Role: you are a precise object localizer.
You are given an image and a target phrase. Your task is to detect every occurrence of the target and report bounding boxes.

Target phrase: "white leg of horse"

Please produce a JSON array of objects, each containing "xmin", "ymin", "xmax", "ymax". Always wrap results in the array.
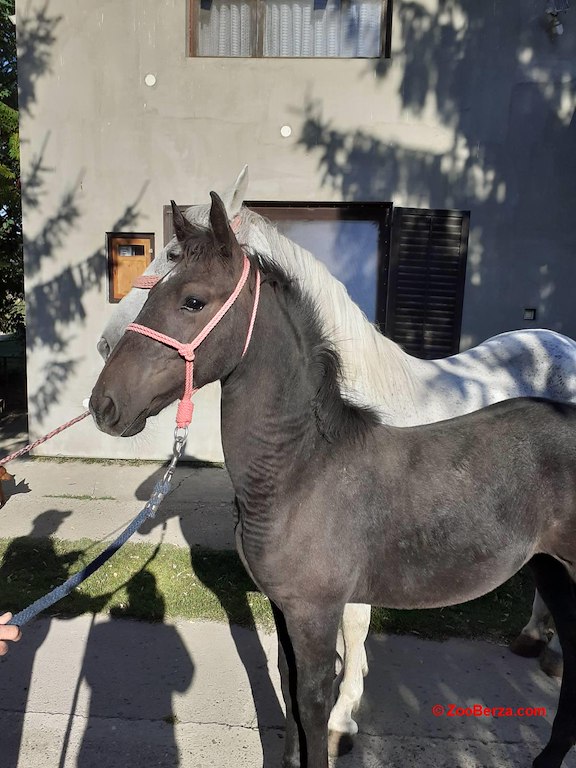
[
  {"xmin": 541, "ymin": 630, "xmax": 564, "ymax": 678},
  {"xmin": 327, "ymin": 602, "xmax": 371, "ymax": 756},
  {"xmin": 510, "ymin": 590, "xmax": 550, "ymax": 657}
]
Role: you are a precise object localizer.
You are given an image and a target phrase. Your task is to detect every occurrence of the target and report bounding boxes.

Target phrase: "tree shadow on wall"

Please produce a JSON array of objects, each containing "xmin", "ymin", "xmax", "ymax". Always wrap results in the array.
[
  {"xmin": 15, "ymin": 1, "xmax": 150, "ymax": 423},
  {"xmin": 22, "ymin": 141, "xmax": 147, "ymax": 423},
  {"xmin": 295, "ymin": 0, "xmax": 575, "ymax": 346},
  {"xmin": 16, "ymin": 0, "xmax": 63, "ymax": 117}
]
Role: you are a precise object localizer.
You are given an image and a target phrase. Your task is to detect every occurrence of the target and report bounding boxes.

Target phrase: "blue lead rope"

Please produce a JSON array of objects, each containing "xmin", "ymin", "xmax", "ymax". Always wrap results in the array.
[
  {"xmin": 7, "ymin": 479, "xmax": 172, "ymax": 627},
  {"xmin": 6, "ymin": 426, "xmax": 189, "ymax": 629}
]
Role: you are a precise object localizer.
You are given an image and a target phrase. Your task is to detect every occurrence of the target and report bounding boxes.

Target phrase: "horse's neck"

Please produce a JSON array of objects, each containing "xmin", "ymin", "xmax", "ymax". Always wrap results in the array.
[
  {"xmin": 220, "ymin": 285, "xmax": 327, "ymax": 511},
  {"xmin": 239, "ymin": 208, "xmax": 423, "ymax": 421}
]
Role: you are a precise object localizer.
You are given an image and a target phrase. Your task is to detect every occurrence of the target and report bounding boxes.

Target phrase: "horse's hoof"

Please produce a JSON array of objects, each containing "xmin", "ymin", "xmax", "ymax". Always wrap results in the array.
[
  {"xmin": 328, "ymin": 730, "xmax": 355, "ymax": 757},
  {"xmin": 540, "ymin": 646, "xmax": 563, "ymax": 679},
  {"xmin": 509, "ymin": 633, "xmax": 546, "ymax": 658}
]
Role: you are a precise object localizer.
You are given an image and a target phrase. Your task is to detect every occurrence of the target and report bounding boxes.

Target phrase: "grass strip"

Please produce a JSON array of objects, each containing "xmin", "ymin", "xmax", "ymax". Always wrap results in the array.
[{"xmin": 0, "ymin": 537, "xmax": 535, "ymax": 642}]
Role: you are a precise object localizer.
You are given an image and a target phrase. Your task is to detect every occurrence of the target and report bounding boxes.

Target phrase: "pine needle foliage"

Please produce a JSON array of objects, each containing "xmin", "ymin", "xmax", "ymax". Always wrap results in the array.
[{"xmin": 0, "ymin": 0, "xmax": 23, "ymax": 333}]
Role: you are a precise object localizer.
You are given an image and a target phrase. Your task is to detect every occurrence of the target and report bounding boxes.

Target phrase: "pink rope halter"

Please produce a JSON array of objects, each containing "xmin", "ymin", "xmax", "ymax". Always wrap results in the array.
[{"xmin": 126, "ymin": 253, "xmax": 260, "ymax": 429}]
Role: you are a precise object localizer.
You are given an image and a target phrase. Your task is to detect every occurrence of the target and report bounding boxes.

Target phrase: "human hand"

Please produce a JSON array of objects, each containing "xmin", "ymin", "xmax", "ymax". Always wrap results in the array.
[{"xmin": 0, "ymin": 612, "xmax": 22, "ymax": 655}]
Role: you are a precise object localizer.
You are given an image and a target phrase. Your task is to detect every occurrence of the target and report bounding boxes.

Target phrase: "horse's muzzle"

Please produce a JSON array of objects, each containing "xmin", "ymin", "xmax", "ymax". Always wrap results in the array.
[
  {"xmin": 89, "ymin": 393, "xmax": 121, "ymax": 435},
  {"xmin": 89, "ymin": 392, "xmax": 146, "ymax": 437}
]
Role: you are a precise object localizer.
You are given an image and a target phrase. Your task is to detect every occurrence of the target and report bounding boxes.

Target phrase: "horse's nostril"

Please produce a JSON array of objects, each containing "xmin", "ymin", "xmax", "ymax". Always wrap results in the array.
[
  {"xmin": 91, "ymin": 394, "xmax": 119, "ymax": 428},
  {"xmin": 97, "ymin": 337, "xmax": 111, "ymax": 361}
]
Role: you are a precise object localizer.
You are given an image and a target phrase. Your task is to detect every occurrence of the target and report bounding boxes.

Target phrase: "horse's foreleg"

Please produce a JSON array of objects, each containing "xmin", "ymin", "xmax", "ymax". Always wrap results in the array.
[
  {"xmin": 327, "ymin": 602, "xmax": 371, "ymax": 756},
  {"xmin": 510, "ymin": 589, "xmax": 550, "ymax": 657},
  {"xmin": 284, "ymin": 602, "xmax": 343, "ymax": 768},
  {"xmin": 529, "ymin": 555, "xmax": 576, "ymax": 768},
  {"xmin": 271, "ymin": 602, "xmax": 301, "ymax": 768}
]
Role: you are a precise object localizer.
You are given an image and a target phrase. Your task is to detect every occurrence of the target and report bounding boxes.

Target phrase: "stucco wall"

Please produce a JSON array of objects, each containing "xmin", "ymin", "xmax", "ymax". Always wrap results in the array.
[{"xmin": 16, "ymin": 0, "xmax": 576, "ymax": 460}]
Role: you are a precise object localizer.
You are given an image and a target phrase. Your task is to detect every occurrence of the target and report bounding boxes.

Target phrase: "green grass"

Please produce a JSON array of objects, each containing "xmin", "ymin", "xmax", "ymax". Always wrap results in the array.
[
  {"xmin": 0, "ymin": 537, "xmax": 272, "ymax": 627},
  {"xmin": 0, "ymin": 536, "xmax": 535, "ymax": 642}
]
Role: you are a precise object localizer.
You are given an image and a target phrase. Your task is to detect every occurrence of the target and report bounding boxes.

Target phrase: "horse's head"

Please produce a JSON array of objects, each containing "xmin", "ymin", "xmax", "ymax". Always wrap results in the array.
[
  {"xmin": 97, "ymin": 166, "xmax": 249, "ymax": 361},
  {"xmin": 90, "ymin": 192, "xmax": 258, "ymax": 437}
]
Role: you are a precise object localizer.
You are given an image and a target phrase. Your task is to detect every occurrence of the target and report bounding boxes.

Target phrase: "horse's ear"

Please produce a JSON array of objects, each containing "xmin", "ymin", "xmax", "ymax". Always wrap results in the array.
[
  {"xmin": 209, "ymin": 191, "xmax": 239, "ymax": 257},
  {"xmin": 171, "ymin": 200, "xmax": 192, "ymax": 242},
  {"xmin": 220, "ymin": 165, "xmax": 248, "ymax": 218}
]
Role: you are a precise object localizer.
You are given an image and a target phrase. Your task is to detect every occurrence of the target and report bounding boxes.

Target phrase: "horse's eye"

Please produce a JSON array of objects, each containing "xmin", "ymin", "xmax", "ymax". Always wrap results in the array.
[{"xmin": 182, "ymin": 296, "xmax": 205, "ymax": 312}]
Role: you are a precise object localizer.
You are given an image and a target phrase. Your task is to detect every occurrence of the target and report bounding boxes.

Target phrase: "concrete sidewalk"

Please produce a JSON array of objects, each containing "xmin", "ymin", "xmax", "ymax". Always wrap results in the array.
[
  {"xmin": 1, "ymin": 615, "xmax": 573, "ymax": 768},
  {"xmin": 0, "ymin": 457, "xmax": 237, "ymax": 549},
  {"xmin": 0, "ymin": 432, "xmax": 575, "ymax": 767},
  {"xmin": 0, "ymin": 410, "xmax": 237, "ymax": 548}
]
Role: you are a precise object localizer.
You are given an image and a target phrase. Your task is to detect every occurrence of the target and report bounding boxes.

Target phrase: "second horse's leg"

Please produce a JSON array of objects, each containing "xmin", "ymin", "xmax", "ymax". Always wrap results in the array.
[
  {"xmin": 328, "ymin": 603, "xmax": 371, "ymax": 756},
  {"xmin": 541, "ymin": 632, "xmax": 564, "ymax": 679},
  {"xmin": 510, "ymin": 589, "xmax": 550, "ymax": 658}
]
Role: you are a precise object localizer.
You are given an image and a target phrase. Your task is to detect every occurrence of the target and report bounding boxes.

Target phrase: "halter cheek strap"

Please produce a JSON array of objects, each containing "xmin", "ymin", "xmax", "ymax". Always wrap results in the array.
[{"xmin": 126, "ymin": 253, "xmax": 260, "ymax": 429}]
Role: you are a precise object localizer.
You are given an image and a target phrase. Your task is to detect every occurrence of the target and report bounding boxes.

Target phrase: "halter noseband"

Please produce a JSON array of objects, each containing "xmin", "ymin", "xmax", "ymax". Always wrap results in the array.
[{"xmin": 126, "ymin": 253, "xmax": 260, "ymax": 429}]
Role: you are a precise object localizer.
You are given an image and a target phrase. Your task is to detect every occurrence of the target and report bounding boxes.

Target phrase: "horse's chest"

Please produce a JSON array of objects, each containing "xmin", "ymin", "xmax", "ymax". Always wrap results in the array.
[
  {"xmin": 234, "ymin": 517, "xmax": 268, "ymax": 594},
  {"xmin": 234, "ymin": 497, "xmax": 332, "ymax": 603}
]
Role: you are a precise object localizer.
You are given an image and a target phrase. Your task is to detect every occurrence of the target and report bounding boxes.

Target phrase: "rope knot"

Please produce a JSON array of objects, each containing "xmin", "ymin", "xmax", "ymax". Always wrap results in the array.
[
  {"xmin": 176, "ymin": 399, "xmax": 194, "ymax": 428},
  {"xmin": 179, "ymin": 344, "xmax": 196, "ymax": 362}
]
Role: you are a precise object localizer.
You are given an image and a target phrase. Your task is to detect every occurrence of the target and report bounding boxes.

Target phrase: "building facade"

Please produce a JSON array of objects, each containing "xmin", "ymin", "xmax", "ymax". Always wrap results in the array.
[{"xmin": 16, "ymin": 0, "xmax": 576, "ymax": 461}]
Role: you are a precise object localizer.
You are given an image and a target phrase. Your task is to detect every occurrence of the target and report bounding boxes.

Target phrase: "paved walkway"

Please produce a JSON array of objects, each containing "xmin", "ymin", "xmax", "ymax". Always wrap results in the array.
[
  {"xmin": 0, "ymin": 420, "xmax": 574, "ymax": 767},
  {"xmin": 1, "ymin": 614, "xmax": 572, "ymax": 768}
]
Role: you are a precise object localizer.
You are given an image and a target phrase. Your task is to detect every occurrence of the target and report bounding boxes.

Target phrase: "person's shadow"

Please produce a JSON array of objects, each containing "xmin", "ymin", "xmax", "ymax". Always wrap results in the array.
[
  {"xmin": 75, "ymin": 570, "xmax": 194, "ymax": 767},
  {"xmin": 0, "ymin": 510, "xmax": 82, "ymax": 768},
  {"xmin": 137, "ymin": 465, "xmax": 285, "ymax": 768}
]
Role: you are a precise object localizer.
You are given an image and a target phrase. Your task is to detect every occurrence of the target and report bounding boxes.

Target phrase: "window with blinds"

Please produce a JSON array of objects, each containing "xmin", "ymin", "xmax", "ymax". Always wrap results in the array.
[
  {"xmin": 385, "ymin": 208, "xmax": 469, "ymax": 359},
  {"xmin": 189, "ymin": 0, "xmax": 392, "ymax": 57}
]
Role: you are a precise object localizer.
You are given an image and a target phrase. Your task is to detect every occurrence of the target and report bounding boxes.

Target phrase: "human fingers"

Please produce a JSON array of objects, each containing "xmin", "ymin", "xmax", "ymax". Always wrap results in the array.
[{"xmin": 0, "ymin": 614, "xmax": 22, "ymax": 645}]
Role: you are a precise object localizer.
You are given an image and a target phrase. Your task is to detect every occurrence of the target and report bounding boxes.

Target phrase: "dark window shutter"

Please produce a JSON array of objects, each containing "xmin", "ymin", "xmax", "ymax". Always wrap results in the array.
[{"xmin": 385, "ymin": 208, "xmax": 469, "ymax": 359}]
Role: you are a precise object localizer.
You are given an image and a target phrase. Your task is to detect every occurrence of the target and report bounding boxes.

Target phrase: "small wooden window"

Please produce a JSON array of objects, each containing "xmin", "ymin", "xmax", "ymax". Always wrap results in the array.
[
  {"xmin": 188, "ymin": 0, "xmax": 393, "ymax": 58},
  {"xmin": 107, "ymin": 233, "xmax": 155, "ymax": 303}
]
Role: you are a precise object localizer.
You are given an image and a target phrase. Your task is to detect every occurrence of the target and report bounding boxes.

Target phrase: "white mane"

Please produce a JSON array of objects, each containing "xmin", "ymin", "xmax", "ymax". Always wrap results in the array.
[{"xmin": 235, "ymin": 207, "xmax": 417, "ymax": 419}]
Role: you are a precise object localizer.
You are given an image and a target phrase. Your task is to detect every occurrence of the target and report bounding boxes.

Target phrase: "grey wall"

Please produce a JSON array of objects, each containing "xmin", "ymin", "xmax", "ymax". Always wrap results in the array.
[{"xmin": 16, "ymin": 0, "xmax": 576, "ymax": 460}]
